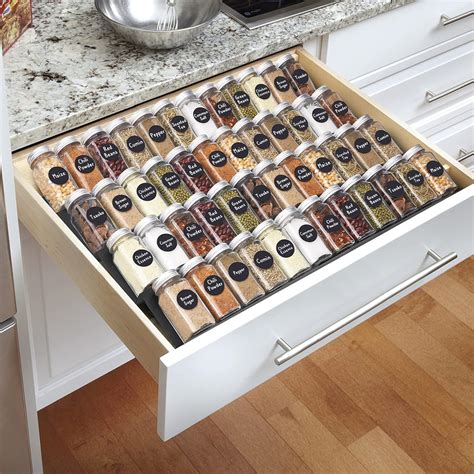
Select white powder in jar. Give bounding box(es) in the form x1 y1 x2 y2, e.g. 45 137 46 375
296 98 337 136
180 98 218 137
124 175 168 217
242 76 279 112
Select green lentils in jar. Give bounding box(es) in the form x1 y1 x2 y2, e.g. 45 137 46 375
217 75 258 120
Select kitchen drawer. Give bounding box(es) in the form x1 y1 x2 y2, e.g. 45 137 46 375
13 47 474 440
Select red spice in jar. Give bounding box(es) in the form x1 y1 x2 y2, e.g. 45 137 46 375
197 83 239 128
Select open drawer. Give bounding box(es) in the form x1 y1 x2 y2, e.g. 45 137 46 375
13 47 474 440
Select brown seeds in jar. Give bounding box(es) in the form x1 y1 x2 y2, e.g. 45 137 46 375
275 53 316 96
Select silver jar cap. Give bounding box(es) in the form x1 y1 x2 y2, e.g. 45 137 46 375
53 135 80 156
273 101 292 116
141 155 164 175
152 98 173 115
256 60 274 76
179 256 205 276
134 215 160 238
130 108 153 125
403 145 424 161
151 270 180 294
315 131 334 149
64 188 91 213
253 159 274 176
117 166 141 187
253 110 273 125
274 206 299 228
27 145 53 167
252 219 276 238
211 126 231 143
196 82 217 99
298 195 320 214
106 117 130 135
273 150 294 167
232 118 251 134
205 243 231 263
160 203 185 223
207 180 229 200
292 94 311 110
319 185 341 203
81 126 105 145
340 174 362 192
334 123 354 140
165 145 187 163
189 134 210 152
384 154 405 170
230 168 254 188
294 141 314 157
352 114 371 130
312 85 330 101
237 66 256 83
91 177 115 197
229 231 254 250
275 53 296 69
106 227 133 252
362 164 384 181
216 75 235 90
183 192 207 210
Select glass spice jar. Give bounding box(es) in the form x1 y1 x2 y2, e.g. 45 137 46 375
142 157 192 205
165 146 214 194
27 145 77 212
206 243 265 305
384 154 438 207
180 257 241 321
292 94 338 136
403 145 458 197
184 192 236 245
274 101 317 144
213 126 258 171
274 207 332 266
274 150 324 198
107 118 154 168
135 216 189 271
353 114 402 161
161 204 214 258
92 178 143 230
254 160 305 208
230 169 282 220
362 165 417 218
208 181 261 233
275 53 316 96
229 232 287 292
294 142 344 190
117 167 167 217
82 126 128 179
253 110 299 153
65 189 116 254
341 175 397 230
153 99 196 147
217 75 258 120
54 136 104 192
152 270 215 343
238 67 279 112
256 60 297 103
299 196 355 252
320 186 375 241
196 83 239 128
232 118 279 162
316 132 364 180
312 86 357 126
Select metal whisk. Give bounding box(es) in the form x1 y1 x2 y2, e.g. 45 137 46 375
157 0 178 31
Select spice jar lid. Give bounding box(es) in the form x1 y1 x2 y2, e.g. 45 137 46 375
229 231 254 250
298 195 320 214
292 94 312 110
207 180 230 200
27 145 54 167
274 150 294 167
252 219 276 238
130 108 154 125
174 91 197 109
106 227 133 252
151 270 180 294
362 164 384 182
152 98 173 115
256 60 274 76
106 117 130 135
352 114 371 130
340 174 362 192
237 66 256 83
196 82 217 99
135 215 161 238
274 206 299 228
180 256 205 276
64 188 91 213
81 126 105 146
384 154 405 171
315 131 334 149
253 110 273 125
253 159 275 176
273 101 292 116
117 167 141 187
211 126 231 143
141 156 165 175
320 185 341 203
232 118 252 134
205 243 231 264
91 177 115 197
312 85 330 101
294 141 315 157
334 124 354 140
165 145 187 163
183 192 207 210
402 145 424 162
230 168 254 188
275 53 296 69
216 75 235 90
160 203 185 223
54 135 81 156
188 135 210 152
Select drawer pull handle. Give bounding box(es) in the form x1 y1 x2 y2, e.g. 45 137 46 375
458 149 474 162
425 79 474 103
440 10 473 26
274 249 457 366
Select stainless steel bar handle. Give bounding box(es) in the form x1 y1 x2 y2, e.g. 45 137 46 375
274 249 457 366
458 149 474 163
440 10 473 26
425 79 474 103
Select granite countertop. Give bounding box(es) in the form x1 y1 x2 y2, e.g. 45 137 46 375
5 0 410 151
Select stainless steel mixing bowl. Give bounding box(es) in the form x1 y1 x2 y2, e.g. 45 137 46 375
95 0 222 50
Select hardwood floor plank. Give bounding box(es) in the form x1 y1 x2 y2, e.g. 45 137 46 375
448 257 474 293
451 422 474 464
394 287 439 323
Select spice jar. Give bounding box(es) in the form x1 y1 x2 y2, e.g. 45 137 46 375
142 157 192 205
196 83 239 128
274 207 332 265
320 186 375 241
189 135 237 184
92 178 143 230
152 271 215 342
254 160 305 208
403 145 458 197
174 91 218 138
253 220 310 279
232 118 279 161
294 142 344 190
292 94 337 136
217 75 258 120
165 146 214 194
130 109 176 158
334 124 384 170
274 101 317 144
153 99 196 147
107 228 162 296
299 196 355 252
213 126 258 171
135 216 189 271
206 243 265 305
341 175 397 230
107 118 154 168
180 257 241 321
230 169 282 220
384 154 438 207
353 115 402 161
117 167 167 217
362 165 417 218
54 136 104 192
253 111 299 153
238 67 279 112
27 145 77 212
65 189 116 254
161 204 214 258
184 192 236 245
208 181 261 233
256 60 297 103
82 126 128 179
274 151 324 198
275 53 316 96
316 132 364 180
312 86 357 126
229 232 287 292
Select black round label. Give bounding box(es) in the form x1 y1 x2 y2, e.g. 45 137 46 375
136 182 157 201
127 135 146 153
86 206 107 226
364 190 383 208
334 147 353 164
176 289 198 310
231 142 249 159
312 108 329 123
204 207 225 226
332 100 349 117
354 137 372 154
215 100 233 118
161 171 181 189
228 262 249 282
132 249 154 267
170 115 189 133
183 222 204 241
255 83 271 100
98 143 121 161
204 275 225 296
254 250 274 269
112 194 133 212
208 150 227 167
375 129 392 145
48 166 69 185
183 160 204 178
228 196 248 215
148 125 167 143
299 224 317 242
426 160 444 177
316 157 333 173
322 214 342 233
253 133 271 150
157 233 178 252
233 90 251 107
385 180 405 199
193 107 211 124
292 68 309 85
295 165 312 182
276 239 295 258
74 155 96 174
291 115 309 131
341 199 361 219
274 76 290 92
271 124 289 140
406 169 424 187
252 184 272 203
274 174 293 191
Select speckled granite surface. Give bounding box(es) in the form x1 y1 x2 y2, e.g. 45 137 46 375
5 0 411 151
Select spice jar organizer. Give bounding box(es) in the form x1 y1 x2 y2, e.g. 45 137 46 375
12 47 473 442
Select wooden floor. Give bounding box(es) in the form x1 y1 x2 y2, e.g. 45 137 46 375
39 258 474 473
